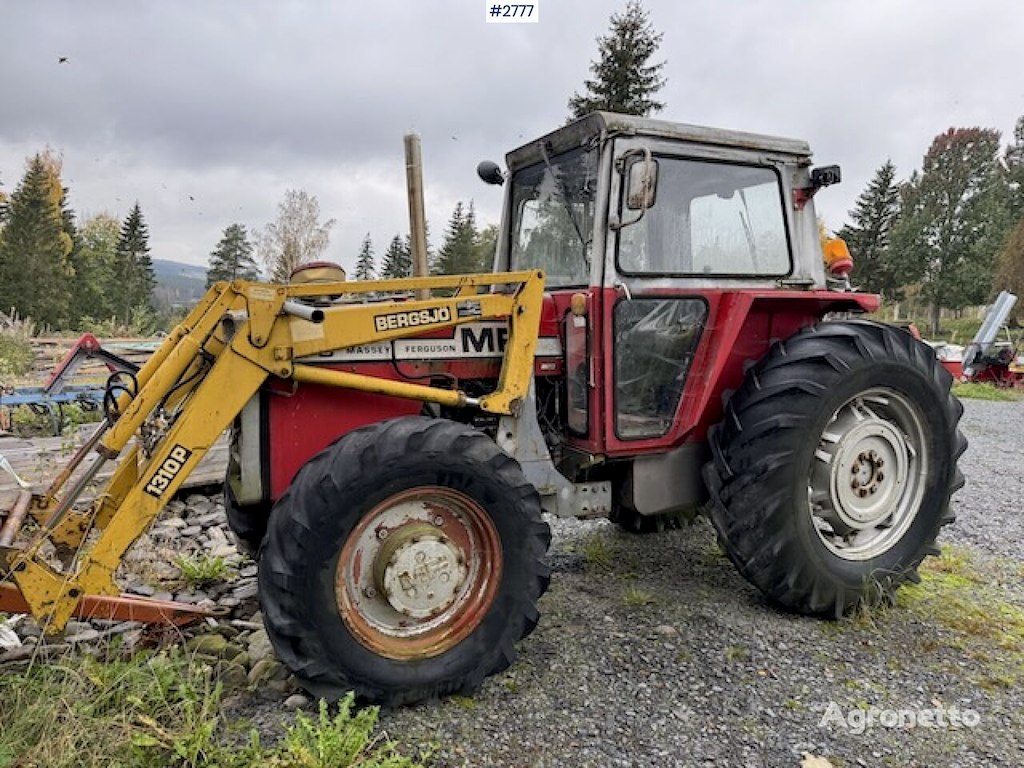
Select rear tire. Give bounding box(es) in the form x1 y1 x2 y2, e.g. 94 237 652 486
258 416 551 706
704 320 966 617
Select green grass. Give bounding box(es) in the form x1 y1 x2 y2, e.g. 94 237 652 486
623 585 656 607
174 553 233 589
0 649 430 768
952 382 1024 401
580 533 614 571
896 547 1024 689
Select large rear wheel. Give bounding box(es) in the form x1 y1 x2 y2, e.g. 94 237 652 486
704 320 966 617
258 416 551 706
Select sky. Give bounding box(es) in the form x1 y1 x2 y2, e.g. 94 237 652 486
1 0 1021 273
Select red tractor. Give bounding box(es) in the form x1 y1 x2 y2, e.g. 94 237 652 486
224 113 965 705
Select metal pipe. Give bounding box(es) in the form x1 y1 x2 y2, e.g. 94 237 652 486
39 419 110 508
282 300 325 323
0 490 33 547
404 133 430 300
41 454 108 533
292 364 472 409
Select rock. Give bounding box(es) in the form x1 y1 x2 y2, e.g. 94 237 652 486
654 625 679 638
186 633 229 657
127 583 156 597
248 658 287 686
230 651 250 669
65 629 101 645
210 544 237 559
194 512 224 528
215 660 249 691
284 693 311 710
233 580 258 601
161 517 187 529
181 525 202 538
247 629 275 664
239 565 258 579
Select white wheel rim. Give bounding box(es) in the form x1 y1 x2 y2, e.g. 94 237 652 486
808 387 928 561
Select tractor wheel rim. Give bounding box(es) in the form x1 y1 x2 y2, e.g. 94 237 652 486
336 486 502 661
808 387 927 561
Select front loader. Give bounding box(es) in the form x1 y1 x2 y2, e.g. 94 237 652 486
0 112 966 707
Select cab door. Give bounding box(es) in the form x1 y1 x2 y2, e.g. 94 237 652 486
599 138 797 459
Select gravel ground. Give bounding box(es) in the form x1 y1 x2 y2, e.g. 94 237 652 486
3 398 1022 767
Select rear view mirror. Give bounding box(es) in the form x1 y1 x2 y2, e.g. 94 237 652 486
611 148 658 230
626 155 658 210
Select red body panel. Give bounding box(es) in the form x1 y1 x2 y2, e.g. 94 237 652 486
263 288 878 500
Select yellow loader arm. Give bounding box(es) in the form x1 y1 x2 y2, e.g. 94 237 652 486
0 270 545 632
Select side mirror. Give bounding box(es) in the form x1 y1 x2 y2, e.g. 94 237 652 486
610 148 657 230
625 155 658 210
477 161 505 186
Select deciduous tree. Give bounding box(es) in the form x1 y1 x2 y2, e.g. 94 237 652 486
994 218 1024 324
259 189 336 282
890 128 1006 336
567 0 666 119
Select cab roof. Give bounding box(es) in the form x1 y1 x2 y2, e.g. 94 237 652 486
505 111 813 170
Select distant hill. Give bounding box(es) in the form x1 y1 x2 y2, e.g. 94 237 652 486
152 259 208 309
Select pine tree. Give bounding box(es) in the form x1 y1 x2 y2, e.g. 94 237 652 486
114 202 156 322
567 1 666 120
891 128 1007 336
0 153 75 327
207 223 259 286
437 202 486 275
380 235 412 279
354 233 376 280
837 161 904 299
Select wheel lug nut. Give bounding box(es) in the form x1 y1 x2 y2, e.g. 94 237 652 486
850 480 859 490
376 527 389 540
877 472 884 481
876 458 884 467
433 516 444 526
363 586 376 599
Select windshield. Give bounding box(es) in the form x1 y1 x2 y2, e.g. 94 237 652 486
509 146 597 287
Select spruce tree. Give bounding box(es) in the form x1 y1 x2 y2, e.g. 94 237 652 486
380 235 412 279
837 161 904 299
0 154 75 327
114 202 156 321
1006 115 1024 220
568 0 666 119
354 233 376 280
437 202 485 275
207 223 259 286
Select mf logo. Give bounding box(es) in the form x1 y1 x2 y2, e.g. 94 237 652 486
144 444 193 498
460 326 509 355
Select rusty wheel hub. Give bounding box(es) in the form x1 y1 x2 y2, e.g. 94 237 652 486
336 487 501 661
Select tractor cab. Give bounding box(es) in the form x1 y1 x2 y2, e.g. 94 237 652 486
484 113 873 524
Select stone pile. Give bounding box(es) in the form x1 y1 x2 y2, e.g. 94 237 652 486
0 492 305 703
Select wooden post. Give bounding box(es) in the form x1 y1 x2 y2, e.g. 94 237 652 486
404 134 430 299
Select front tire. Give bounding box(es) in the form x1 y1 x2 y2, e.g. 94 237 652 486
704 320 966 617
258 416 551 706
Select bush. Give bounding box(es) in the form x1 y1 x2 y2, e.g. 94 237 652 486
0 331 34 380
